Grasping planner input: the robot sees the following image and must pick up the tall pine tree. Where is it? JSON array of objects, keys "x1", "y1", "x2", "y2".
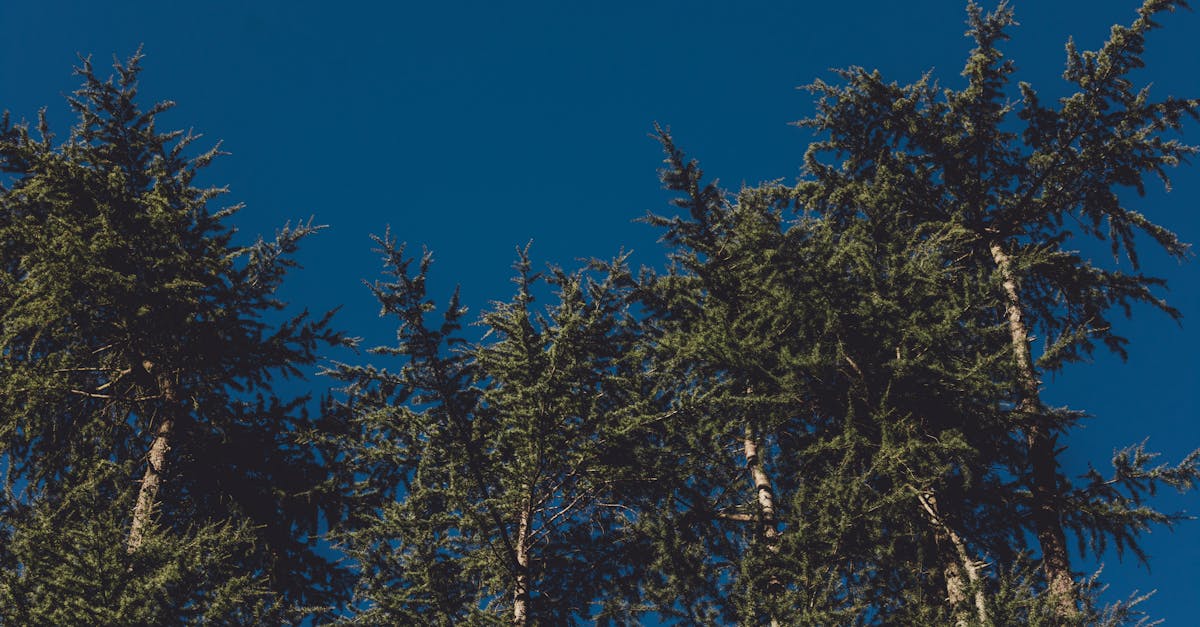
[
  {"x1": 0, "y1": 53, "x2": 350, "y2": 622},
  {"x1": 632, "y1": 129, "x2": 1025, "y2": 624},
  {"x1": 323, "y1": 238, "x2": 650, "y2": 625},
  {"x1": 799, "y1": 0, "x2": 1200, "y2": 619}
]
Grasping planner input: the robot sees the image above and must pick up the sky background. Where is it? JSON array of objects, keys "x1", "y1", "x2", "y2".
[{"x1": 2, "y1": 0, "x2": 1197, "y2": 621}]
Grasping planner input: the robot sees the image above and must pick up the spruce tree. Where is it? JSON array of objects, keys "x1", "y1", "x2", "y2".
[
  {"x1": 798, "y1": 0, "x2": 1200, "y2": 619},
  {"x1": 0, "y1": 461, "x2": 277, "y2": 625},
  {"x1": 0, "y1": 53, "x2": 350, "y2": 622},
  {"x1": 631, "y1": 134, "x2": 828, "y2": 625},
  {"x1": 633, "y1": 130, "x2": 1025, "y2": 625},
  {"x1": 324, "y1": 238, "x2": 649, "y2": 625},
  {"x1": 3, "y1": 3, "x2": 1196, "y2": 623}
]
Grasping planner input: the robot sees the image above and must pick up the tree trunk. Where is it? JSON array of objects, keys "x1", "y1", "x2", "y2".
[
  {"x1": 743, "y1": 425, "x2": 781, "y2": 627},
  {"x1": 988, "y1": 243, "x2": 1075, "y2": 617},
  {"x1": 512, "y1": 493, "x2": 532, "y2": 626},
  {"x1": 127, "y1": 362, "x2": 176, "y2": 553},
  {"x1": 917, "y1": 491, "x2": 990, "y2": 626}
]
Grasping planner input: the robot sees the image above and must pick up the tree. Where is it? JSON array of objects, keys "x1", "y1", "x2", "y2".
[
  {"x1": 0, "y1": 460, "x2": 278, "y2": 625},
  {"x1": 0, "y1": 53, "x2": 350, "y2": 622},
  {"x1": 4, "y1": 1, "x2": 1199, "y2": 623},
  {"x1": 323, "y1": 237, "x2": 650, "y2": 625},
  {"x1": 798, "y1": 0, "x2": 1200, "y2": 619},
  {"x1": 631, "y1": 134, "x2": 833, "y2": 625},
  {"x1": 632, "y1": 129, "x2": 1021, "y2": 625}
]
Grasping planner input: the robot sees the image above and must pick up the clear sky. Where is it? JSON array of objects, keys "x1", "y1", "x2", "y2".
[{"x1": 2, "y1": 0, "x2": 1197, "y2": 622}]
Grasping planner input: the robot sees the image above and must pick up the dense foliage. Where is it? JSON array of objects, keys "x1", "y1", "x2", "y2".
[
  {"x1": 1, "y1": 2, "x2": 1197, "y2": 625},
  {"x1": 0, "y1": 55, "x2": 351, "y2": 624}
]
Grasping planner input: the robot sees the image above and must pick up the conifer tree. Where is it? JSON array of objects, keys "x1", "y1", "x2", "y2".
[
  {"x1": 798, "y1": 0, "x2": 1200, "y2": 619},
  {"x1": 631, "y1": 134, "x2": 824, "y2": 625},
  {"x1": 324, "y1": 237, "x2": 649, "y2": 625},
  {"x1": 2, "y1": 3, "x2": 1197, "y2": 624},
  {"x1": 633, "y1": 130, "x2": 1026, "y2": 624},
  {"x1": 0, "y1": 53, "x2": 350, "y2": 621},
  {"x1": 0, "y1": 461, "x2": 277, "y2": 625}
]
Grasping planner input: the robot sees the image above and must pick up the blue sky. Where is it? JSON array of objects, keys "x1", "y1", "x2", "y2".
[{"x1": 3, "y1": 0, "x2": 1197, "y2": 621}]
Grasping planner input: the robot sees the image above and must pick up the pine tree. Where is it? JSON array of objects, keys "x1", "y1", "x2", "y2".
[
  {"x1": 632, "y1": 129, "x2": 1025, "y2": 624},
  {"x1": 631, "y1": 133, "x2": 826, "y2": 624},
  {"x1": 323, "y1": 237, "x2": 650, "y2": 625},
  {"x1": 3, "y1": 2, "x2": 1197, "y2": 623},
  {"x1": 798, "y1": 0, "x2": 1200, "y2": 619},
  {"x1": 0, "y1": 460, "x2": 278, "y2": 625},
  {"x1": 0, "y1": 53, "x2": 351, "y2": 622}
]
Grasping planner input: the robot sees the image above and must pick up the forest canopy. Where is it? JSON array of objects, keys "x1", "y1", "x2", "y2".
[{"x1": 2, "y1": 1, "x2": 1198, "y2": 625}]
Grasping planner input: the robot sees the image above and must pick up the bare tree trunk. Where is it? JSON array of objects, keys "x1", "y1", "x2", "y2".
[
  {"x1": 917, "y1": 491, "x2": 990, "y2": 626},
  {"x1": 743, "y1": 424, "x2": 781, "y2": 627},
  {"x1": 127, "y1": 362, "x2": 176, "y2": 553},
  {"x1": 989, "y1": 243, "x2": 1075, "y2": 617},
  {"x1": 512, "y1": 493, "x2": 532, "y2": 626}
]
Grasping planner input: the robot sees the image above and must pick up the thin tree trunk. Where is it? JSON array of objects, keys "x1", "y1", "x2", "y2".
[
  {"x1": 127, "y1": 362, "x2": 176, "y2": 553},
  {"x1": 917, "y1": 491, "x2": 990, "y2": 626},
  {"x1": 512, "y1": 493, "x2": 532, "y2": 626},
  {"x1": 989, "y1": 243, "x2": 1075, "y2": 617},
  {"x1": 743, "y1": 424, "x2": 781, "y2": 627}
]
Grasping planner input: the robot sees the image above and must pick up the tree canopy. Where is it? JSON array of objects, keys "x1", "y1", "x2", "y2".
[
  {"x1": 1, "y1": 53, "x2": 351, "y2": 624},
  {"x1": 1, "y1": 1, "x2": 1198, "y2": 625}
]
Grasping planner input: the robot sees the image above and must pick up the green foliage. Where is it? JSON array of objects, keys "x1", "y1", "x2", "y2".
[
  {"x1": 0, "y1": 461, "x2": 296, "y2": 626},
  {"x1": 0, "y1": 53, "x2": 351, "y2": 620},
  {"x1": 628, "y1": 128, "x2": 1022, "y2": 624},
  {"x1": 793, "y1": 0, "x2": 1200, "y2": 618},
  {"x1": 2, "y1": 2, "x2": 1198, "y2": 624},
  {"x1": 323, "y1": 236, "x2": 652, "y2": 624},
  {"x1": 799, "y1": 0, "x2": 1196, "y2": 366}
]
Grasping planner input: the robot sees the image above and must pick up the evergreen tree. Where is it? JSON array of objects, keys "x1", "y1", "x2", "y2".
[
  {"x1": 2, "y1": 2, "x2": 1197, "y2": 623},
  {"x1": 324, "y1": 237, "x2": 650, "y2": 625},
  {"x1": 630, "y1": 134, "x2": 832, "y2": 625},
  {"x1": 632, "y1": 130, "x2": 1023, "y2": 625},
  {"x1": 0, "y1": 461, "x2": 277, "y2": 625},
  {"x1": 0, "y1": 53, "x2": 350, "y2": 622},
  {"x1": 798, "y1": 0, "x2": 1200, "y2": 619}
]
